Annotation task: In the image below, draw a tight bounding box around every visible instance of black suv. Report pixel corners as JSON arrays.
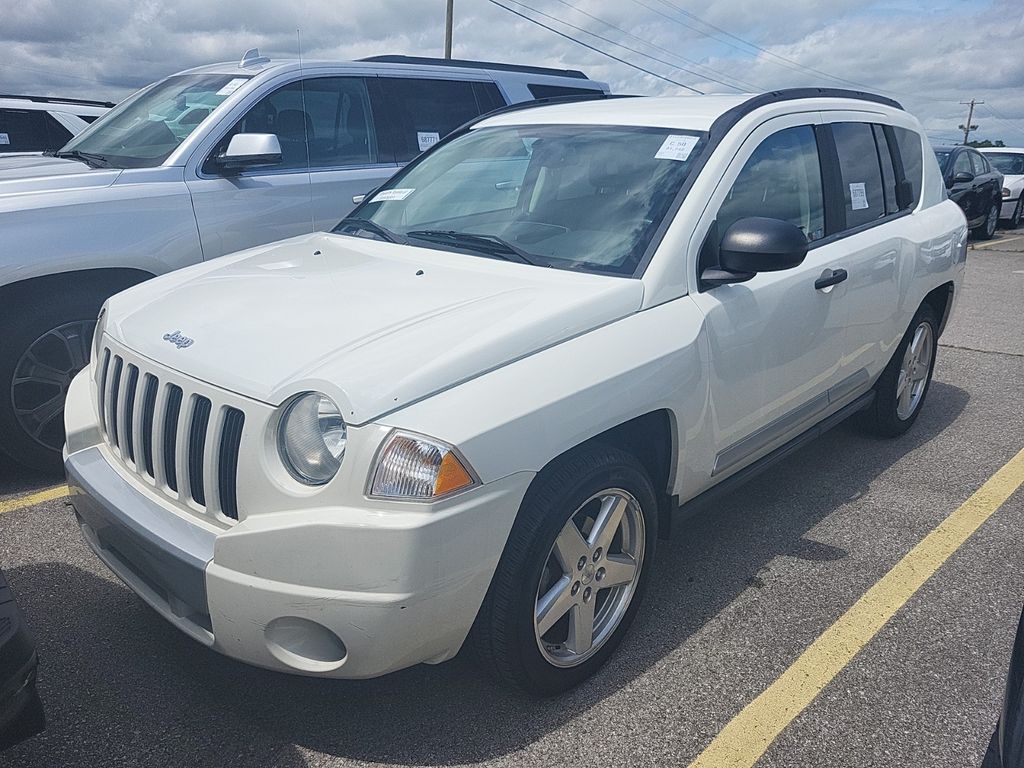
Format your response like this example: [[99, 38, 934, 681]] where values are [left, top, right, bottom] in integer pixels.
[[933, 145, 1004, 239]]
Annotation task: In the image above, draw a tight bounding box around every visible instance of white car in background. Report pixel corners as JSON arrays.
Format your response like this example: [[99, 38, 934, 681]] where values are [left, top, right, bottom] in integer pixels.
[[979, 147, 1024, 228], [64, 88, 966, 695], [0, 95, 112, 155]]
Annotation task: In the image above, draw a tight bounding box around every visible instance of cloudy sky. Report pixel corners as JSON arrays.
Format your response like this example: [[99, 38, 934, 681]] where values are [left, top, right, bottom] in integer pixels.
[[4, 0, 1024, 145]]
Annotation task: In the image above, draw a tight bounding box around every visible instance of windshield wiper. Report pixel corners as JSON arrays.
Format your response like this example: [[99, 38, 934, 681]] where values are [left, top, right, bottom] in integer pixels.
[[406, 230, 540, 266], [53, 150, 111, 169], [333, 217, 407, 244]]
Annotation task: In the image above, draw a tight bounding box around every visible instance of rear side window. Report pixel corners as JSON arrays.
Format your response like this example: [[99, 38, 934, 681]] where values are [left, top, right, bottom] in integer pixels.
[[892, 127, 923, 207], [831, 122, 886, 228], [372, 78, 499, 163], [717, 125, 826, 242], [527, 83, 603, 100], [0, 109, 72, 152]]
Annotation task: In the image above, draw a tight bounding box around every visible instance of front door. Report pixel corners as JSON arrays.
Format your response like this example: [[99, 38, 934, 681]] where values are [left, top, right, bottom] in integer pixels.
[[688, 117, 849, 483]]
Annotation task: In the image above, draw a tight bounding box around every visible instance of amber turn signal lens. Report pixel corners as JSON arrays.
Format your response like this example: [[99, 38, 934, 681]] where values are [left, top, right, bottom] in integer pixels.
[[435, 451, 474, 497]]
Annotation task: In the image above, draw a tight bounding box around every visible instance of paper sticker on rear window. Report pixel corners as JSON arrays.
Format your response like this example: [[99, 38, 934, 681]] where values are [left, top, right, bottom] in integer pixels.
[[655, 134, 699, 162], [0, 133, 9, 145], [849, 182, 869, 210], [417, 131, 440, 152], [372, 188, 414, 202], [216, 78, 248, 96]]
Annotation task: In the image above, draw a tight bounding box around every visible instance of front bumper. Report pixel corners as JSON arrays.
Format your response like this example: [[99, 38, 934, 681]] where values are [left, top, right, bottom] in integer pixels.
[[66, 446, 533, 678], [1001, 194, 1022, 219]]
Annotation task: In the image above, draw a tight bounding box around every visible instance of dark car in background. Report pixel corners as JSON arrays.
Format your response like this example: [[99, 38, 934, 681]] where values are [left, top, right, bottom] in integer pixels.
[[0, 569, 44, 751], [984, 604, 1024, 768], [933, 144, 1003, 239]]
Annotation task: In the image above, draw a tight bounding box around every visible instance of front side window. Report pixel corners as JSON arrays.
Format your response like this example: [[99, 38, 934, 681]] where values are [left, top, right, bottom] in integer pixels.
[[338, 124, 706, 276], [969, 151, 989, 176], [716, 125, 825, 242], [832, 122, 886, 228], [953, 151, 973, 177], [213, 77, 376, 170], [60, 73, 251, 168], [985, 152, 1024, 175]]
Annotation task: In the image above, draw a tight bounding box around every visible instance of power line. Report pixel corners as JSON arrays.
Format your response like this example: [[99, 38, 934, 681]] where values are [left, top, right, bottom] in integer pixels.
[[489, 0, 707, 93], [549, 0, 762, 92], [975, 104, 1024, 143]]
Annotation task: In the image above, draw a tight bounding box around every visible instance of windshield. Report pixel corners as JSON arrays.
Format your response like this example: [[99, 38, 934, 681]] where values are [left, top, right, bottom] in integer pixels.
[[59, 73, 251, 168], [933, 150, 952, 173], [335, 124, 706, 276], [984, 152, 1024, 175]]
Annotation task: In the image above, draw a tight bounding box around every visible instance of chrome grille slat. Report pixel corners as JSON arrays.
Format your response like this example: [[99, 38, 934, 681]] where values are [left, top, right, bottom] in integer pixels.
[[95, 344, 245, 524]]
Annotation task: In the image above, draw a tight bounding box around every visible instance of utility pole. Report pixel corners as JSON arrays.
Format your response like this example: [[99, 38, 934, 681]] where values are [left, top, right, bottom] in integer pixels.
[[959, 98, 983, 145], [444, 0, 454, 59]]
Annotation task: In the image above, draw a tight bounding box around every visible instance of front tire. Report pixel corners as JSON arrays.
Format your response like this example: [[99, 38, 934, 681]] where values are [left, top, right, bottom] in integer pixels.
[[860, 303, 939, 438], [472, 445, 658, 695], [0, 291, 104, 471]]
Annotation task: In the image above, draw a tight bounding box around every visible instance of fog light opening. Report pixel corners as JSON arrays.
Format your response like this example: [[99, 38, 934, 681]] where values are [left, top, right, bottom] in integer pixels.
[[264, 616, 347, 672]]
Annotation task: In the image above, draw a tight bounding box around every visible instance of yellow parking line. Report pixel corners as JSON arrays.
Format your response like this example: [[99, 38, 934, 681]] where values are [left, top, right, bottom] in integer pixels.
[[0, 485, 70, 516], [974, 234, 1024, 249], [688, 446, 1024, 768]]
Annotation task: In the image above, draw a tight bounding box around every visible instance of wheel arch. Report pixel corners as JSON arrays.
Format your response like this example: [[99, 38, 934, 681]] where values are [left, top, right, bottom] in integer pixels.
[[0, 267, 156, 308]]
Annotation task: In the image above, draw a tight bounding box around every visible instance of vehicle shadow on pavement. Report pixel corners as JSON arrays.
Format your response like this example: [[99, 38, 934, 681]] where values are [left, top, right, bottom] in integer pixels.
[[0, 454, 62, 498], [3, 381, 968, 768]]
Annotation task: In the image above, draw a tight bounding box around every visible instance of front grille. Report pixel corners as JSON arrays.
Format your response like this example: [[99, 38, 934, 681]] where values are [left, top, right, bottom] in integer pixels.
[[96, 349, 245, 522]]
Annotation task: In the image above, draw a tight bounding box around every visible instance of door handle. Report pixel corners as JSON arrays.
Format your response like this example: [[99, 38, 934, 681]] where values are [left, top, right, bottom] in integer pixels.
[[815, 268, 848, 290]]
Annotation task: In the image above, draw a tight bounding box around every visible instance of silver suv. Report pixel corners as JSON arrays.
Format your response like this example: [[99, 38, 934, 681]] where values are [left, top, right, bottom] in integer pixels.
[[0, 50, 607, 469]]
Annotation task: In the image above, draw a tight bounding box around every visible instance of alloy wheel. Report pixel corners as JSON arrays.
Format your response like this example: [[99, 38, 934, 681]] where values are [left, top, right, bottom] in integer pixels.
[[11, 320, 95, 450], [986, 204, 999, 237], [895, 322, 933, 420], [534, 488, 645, 668]]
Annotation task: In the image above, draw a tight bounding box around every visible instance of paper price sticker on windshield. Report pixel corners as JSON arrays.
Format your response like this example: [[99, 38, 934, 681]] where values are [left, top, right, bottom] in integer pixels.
[[417, 131, 440, 151], [0, 133, 9, 145], [216, 78, 248, 97], [850, 182, 869, 210], [372, 188, 414, 202], [655, 134, 699, 162]]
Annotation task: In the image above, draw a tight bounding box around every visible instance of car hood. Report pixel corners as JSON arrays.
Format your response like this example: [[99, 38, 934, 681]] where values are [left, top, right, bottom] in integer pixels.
[[0, 154, 121, 197], [107, 233, 645, 424]]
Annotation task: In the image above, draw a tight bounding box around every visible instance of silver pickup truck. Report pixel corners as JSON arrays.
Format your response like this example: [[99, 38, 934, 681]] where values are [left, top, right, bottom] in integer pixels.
[[0, 51, 607, 469]]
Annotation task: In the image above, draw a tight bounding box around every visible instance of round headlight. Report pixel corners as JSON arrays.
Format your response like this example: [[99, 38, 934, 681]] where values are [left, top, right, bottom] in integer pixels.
[[278, 392, 347, 485]]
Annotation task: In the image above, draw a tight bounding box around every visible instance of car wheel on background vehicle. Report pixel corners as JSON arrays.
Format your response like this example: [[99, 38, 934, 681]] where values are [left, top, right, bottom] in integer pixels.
[[0, 290, 105, 471], [860, 303, 939, 438], [1009, 197, 1023, 229], [472, 445, 658, 695], [974, 202, 1000, 240]]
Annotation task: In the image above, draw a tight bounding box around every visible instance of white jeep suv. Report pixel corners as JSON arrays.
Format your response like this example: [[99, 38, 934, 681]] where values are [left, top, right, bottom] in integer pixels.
[[64, 89, 967, 695]]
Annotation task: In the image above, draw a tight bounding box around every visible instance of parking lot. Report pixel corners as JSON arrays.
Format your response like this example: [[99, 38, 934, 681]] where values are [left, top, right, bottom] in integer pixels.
[[1, 232, 1022, 768]]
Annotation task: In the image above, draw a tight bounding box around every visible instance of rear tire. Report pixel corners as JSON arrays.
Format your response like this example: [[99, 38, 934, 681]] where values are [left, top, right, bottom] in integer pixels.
[[973, 202, 999, 240], [860, 304, 939, 438], [0, 289, 107, 471], [472, 444, 658, 695], [1009, 196, 1023, 229]]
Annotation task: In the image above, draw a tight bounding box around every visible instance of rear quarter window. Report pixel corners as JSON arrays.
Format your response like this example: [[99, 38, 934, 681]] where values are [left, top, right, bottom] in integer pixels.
[[892, 127, 923, 208]]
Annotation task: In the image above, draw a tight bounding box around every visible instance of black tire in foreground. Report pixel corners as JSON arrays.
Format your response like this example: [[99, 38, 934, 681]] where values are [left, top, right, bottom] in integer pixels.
[[472, 444, 658, 695], [860, 303, 939, 438], [0, 289, 107, 472]]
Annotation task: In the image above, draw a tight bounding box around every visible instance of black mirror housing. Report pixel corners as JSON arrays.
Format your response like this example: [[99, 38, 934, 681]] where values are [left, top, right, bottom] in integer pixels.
[[952, 170, 974, 185], [718, 217, 810, 274]]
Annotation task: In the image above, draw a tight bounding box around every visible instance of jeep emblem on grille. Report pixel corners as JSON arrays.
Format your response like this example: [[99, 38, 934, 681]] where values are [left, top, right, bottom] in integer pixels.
[[162, 330, 194, 349]]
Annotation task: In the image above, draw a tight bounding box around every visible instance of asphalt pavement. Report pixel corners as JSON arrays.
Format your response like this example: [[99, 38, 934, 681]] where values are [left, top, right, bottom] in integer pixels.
[[1, 230, 1022, 768]]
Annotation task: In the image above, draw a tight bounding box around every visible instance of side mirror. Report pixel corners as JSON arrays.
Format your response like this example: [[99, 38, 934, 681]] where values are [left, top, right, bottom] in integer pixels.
[[214, 133, 282, 173], [701, 217, 809, 288], [952, 170, 974, 185]]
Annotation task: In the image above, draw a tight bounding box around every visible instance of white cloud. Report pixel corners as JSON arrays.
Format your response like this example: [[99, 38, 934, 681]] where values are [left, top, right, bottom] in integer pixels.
[[2, 0, 1022, 145]]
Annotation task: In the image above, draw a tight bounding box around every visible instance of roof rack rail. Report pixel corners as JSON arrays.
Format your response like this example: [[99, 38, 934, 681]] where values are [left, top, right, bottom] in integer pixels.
[[448, 92, 634, 139], [724, 87, 903, 122], [358, 55, 588, 80], [0, 94, 116, 108]]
